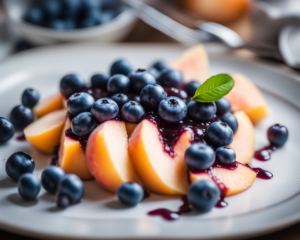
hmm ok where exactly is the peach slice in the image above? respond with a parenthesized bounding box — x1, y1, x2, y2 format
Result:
(229, 111, 254, 165)
(190, 163, 257, 196)
(62, 97, 68, 109)
(33, 92, 63, 118)
(129, 120, 191, 195)
(58, 118, 93, 180)
(24, 109, 67, 154)
(171, 44, 209, 84)
(86, 120, 138, 192)
(226, 73, 269, 124)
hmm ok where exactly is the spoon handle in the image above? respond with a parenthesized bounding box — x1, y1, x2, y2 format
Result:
(244, 42, 283, 62)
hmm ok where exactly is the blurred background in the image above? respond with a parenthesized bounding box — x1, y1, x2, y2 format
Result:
(0, 0, 300, 63)
(1, 0, 300, 239)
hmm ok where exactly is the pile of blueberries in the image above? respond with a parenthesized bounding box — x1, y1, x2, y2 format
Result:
(25, 0, 121, 30)
(5, 151, 84, 208)
(61, 58, 239, 142)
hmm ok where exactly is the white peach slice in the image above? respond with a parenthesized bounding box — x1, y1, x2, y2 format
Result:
(128, 120, 191, 195)
(58, 118, 93, 180)
(86, 120, 138, 193)
(33, 92, 63, 118)
(24, 109, 67, 154)
(190, 163, 257, 196)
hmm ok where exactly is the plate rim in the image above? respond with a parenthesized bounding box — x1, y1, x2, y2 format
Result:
(1, 42, 300, 239)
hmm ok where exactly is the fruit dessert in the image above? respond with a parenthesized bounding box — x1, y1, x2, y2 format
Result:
(1, 44, 288, 220)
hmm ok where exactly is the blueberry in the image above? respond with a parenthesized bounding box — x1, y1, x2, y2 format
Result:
(40, 0, 62, 19)
(148, 67, 159, 79)
(102, 0, 117, 10)
(48, 20, 66, 30)
(215, 146, 236, 165)
(206, 122, 233, 148)
(5, 152, 35, 181)
(188, 180, 220, 212)
(185, 81, 200, 97)
(41, 166, 66, 194)
(82, 8, 102, 23)
(25, 7, 44, 25)
(131, 95, 140, 102)
(107, 74, 130, 94)
(220, 112, 238, 133)
(110, 59, 132, 76)
(215, 97, 231, 116)
(128, 69, 156, 93)
(157, 69, 183, 87)
(62, 0, 81, 19)
(140, 84, 166, 111)
(116, 182, 144, 206)
(18, 173, 41, 201)
(188, 101, 216, 122)
(184, 143, 215, 171)
(111, 93, 129, 108)
(71, 112, 97, 137)
(158, 97, 187, 123)
(121, 101, 145, 123)
(152, 60, 167, 72)
(57, 193, 70, 209)
(82, 0, 102, 10)
(0, 118, 15, 144)
(67, 92, 95, 116)
(21, 88, 40, 108)
(267, 124, 289, 147)
(98, 11, 115, 24)
(64, 19, 77, 30)
(186, 98, 193, 107)
(79, 18, 98, 28)
(9, 105, 34, 130)
(91, 74, 110, 89)
(91, 98, 119, 122)
(60, 74, 85, 99)
(57, 174, 84, 204)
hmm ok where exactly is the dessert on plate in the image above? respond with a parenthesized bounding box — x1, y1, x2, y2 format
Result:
(1, 44, 288, 220)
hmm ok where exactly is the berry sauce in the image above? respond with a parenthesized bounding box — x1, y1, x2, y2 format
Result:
(164, 87, 188, 102)
(15, 134, 26, 141)
(148, 196, 191, 221)
(254, 145, 277, 161)
(65, 128, 89, 150)
(143, 111, 219, 157)
(143, 188, 151, 201)
(245, 164, 273, 180)
(51, 144, 60, 166)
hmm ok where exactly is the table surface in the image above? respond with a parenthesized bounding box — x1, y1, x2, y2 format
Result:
(1, 4, 300, 240)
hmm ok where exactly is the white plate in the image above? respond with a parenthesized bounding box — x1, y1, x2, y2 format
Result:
(0, 43, 300, 240)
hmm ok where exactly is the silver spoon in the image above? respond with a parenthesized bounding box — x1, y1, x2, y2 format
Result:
(122, 0, 285, 63)
(279, 24, 300, 70)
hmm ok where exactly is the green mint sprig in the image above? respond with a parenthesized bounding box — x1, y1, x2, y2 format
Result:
(192, 74, 234, 102)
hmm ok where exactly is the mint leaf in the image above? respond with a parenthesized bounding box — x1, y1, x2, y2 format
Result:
(192, 74, 234, 102)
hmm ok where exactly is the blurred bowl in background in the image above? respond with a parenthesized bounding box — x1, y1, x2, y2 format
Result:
(182, 0, 249, 24)
(3, 0, 138, 45)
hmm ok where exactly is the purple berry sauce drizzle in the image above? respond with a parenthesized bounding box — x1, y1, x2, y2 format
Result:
(148, 196, 191, 221)
(143, 111, 220, 157)
(254, 145, 277, 161)
(15, 134, 26, 141)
